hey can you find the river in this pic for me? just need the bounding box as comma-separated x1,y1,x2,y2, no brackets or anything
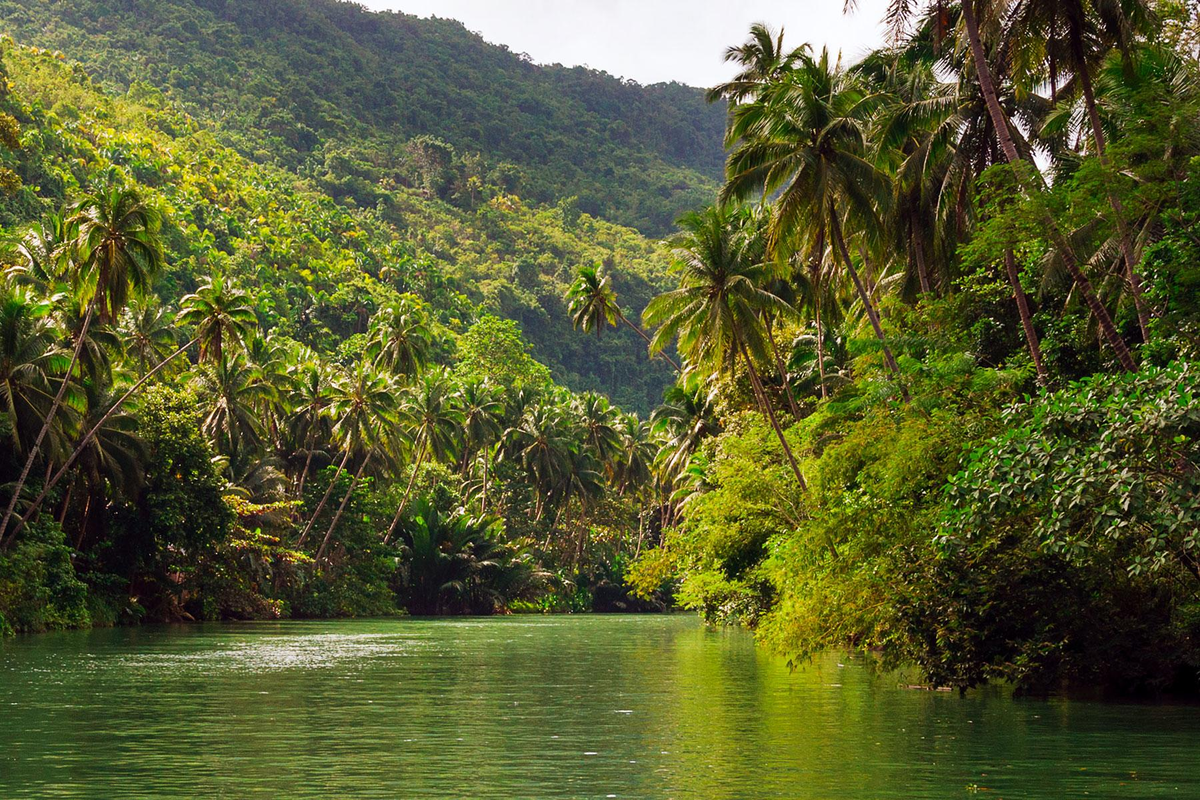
1,615,1197,798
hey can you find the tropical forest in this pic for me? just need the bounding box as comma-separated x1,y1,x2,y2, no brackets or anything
2,0,1200,797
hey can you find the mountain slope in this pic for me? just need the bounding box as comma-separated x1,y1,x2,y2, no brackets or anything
0,0,726,235
0,43,677,412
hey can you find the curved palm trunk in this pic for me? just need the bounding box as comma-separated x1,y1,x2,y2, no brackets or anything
736,338,808,492
315,452,371,563
0,302,95,543
960,0,1136,372
7,337,199,544
298,446,352,548
1005,250,1049,386
830,216,911,403
913,231,932,295
385,439,428,545
1073,36,1151,341
763,314,802,421
619,312,681,372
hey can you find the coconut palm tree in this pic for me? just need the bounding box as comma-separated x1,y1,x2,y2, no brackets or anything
643,204,808,491
650,375,721,483
384,371,463,544
177,274,258,365
566,263,680,371
367,296,431,380
721,45,910,401
195,352,276,461
1,185,163,540
121,299,178,378
504,403,572,521
456,378,503,505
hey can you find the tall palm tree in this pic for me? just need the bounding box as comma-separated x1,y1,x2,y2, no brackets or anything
313,362,397,562
195,353,276,461
644,205,808,490
1,185,163,540
566,263,680,371
504,404,573,521
384,371,463,544
721,44,910,401
573,392,622,476
0,285,65,468
367,296,431,380
177,274,258,365
880,0,1139,369
1007,0,1155,339
456,378,503,507
121,299,178,378
650,375,721,482
10,271,261,538
300,362,393,554
707,22,810,103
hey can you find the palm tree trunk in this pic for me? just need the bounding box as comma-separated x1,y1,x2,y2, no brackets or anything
298,446,352,548
913,232,932,295
316,453,371,562
0,301,95,543
7,336,198,544
385,439,428,545
960,0,1136,372
815,291,828,400
1005,250,1049,386
620,313,681,372
736,338,808,492
296,429,318,505
1074,45,1151,341
764,315,802,421
830,216,910,402
58,480,73,527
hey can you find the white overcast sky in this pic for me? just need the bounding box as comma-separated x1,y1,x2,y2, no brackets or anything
357,0,891,88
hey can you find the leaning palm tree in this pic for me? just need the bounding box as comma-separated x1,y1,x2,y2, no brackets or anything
864,0,1136,369
643,204,808,491
565,263,680,371
384,370,463,544
721,44,910,401
1,184,163,540
9,271,261,538
313,363,398,562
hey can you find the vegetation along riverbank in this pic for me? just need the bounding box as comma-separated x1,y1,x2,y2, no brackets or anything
1,0,1199,697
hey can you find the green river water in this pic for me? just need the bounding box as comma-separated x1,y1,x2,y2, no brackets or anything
1,614,1197,798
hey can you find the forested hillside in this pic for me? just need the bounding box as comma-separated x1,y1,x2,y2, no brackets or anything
0,0,725,236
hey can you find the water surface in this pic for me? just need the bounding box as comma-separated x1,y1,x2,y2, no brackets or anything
2,615,1197,798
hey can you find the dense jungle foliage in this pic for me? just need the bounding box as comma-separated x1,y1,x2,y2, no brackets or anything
3,0,1200,700
622,1,1200,696
0,0,725,236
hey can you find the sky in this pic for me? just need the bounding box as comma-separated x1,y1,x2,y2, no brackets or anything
357,0,891,89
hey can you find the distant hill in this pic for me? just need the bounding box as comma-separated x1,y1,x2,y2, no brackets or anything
0,0,726,236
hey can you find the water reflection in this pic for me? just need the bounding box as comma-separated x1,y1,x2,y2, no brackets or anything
1,616,1197,798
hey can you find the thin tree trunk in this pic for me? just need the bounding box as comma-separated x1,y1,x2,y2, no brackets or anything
385,439,428,544
620,313,681,372
764,315,802,420
737,338,808,492
315,453,371,563
0,302,95,542
815,291,828,400
8,336,198,543
74,492,93,551
298,446,352,548
1005,249,1049,386
960,0,1136,371
1075,48,1151,341
296,429,318,505
830,217,911,402
913,233,932,295
58,480,74,527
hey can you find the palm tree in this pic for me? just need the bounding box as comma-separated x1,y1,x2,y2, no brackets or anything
298,362,395,550
504,403,572,521
612,413,654,495
195,353,276,461
566,263,680,371
874,0,1137,369
650,375,721,482
177,274,258,365
1007,0,1155,339
9,271,260,538
456,378,503,512
1,184,163,540
644,205,809,491
573,392,622,476
721,44,910,401
0,285,66,476
707,22,809,104
384,371,463,544
367,296,431,380
121,299,178,378
287,355,333,503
